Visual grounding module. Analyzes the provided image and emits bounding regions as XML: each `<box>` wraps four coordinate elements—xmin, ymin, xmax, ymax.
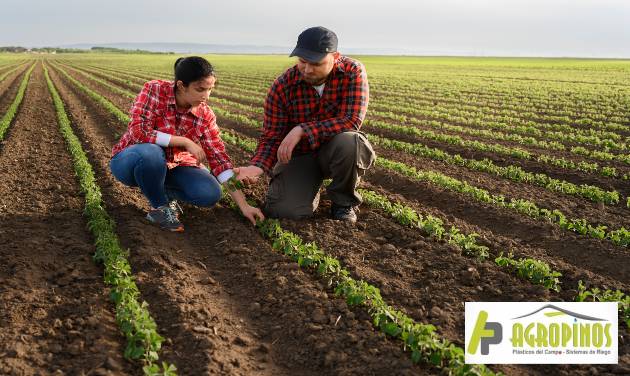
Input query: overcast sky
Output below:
<box><xmin>2</xmin><ymin>0</ymin><xmax>629</xmax><ymax>57</ymax></box>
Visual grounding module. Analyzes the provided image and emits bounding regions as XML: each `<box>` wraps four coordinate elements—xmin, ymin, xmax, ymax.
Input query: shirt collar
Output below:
<box><xmin>333</xmin><ymin>57</ymin><xmax>345</xmax><ymax>74</ymax></box>
<box><xmin>167</xmin><ymin>82</ymin><xmax>177</xmax><ymax>108</ymax></box>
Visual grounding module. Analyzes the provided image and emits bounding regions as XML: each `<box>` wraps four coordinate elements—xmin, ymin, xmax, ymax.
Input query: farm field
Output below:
<box><xmin>0</xmin><ymin>53</ymin><xmax>629</xmax><ymax>375</ymax></box>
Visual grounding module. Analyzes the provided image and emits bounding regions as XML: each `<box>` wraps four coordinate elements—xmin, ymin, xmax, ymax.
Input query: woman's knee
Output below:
<box><xmin>110</xmin><ymin>143</ymin><xmax>166</xmax><ymax>186</ymax></box>
<box><xmin>191</xmin><ymin>184</ymin><xmax>222</xmax><ymax>207</ymax></box>
<box><xmin>131</xmin><ymin>143</ymin><xmax>166</xmax><ymax>169</ymax></box>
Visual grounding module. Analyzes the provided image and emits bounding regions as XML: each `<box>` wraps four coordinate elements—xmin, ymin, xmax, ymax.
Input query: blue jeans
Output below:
<box><xmin>110</xmin><ymin>143</ymin><xmax>222</xmax><ymax>209</ymax></box>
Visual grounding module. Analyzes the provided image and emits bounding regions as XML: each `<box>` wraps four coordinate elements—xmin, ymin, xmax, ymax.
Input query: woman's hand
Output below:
<box><xmin>183</xmin><ymin>139</ymin><xmax>207</xmax><ymax>164</ymax></box>
<box><xmin>170</xmin><ymin>135</ymin><xmax>207</xmax><ymax>164</ymax></box>
<box><xmin>240</xmin><ymin>204</ymin><xmax>265</xmax><ymax>225</ymax></box>
<box><xmin>227</xmin><ymin>187</ymin><xmax>265</xmax><ymax>225</ymax></box>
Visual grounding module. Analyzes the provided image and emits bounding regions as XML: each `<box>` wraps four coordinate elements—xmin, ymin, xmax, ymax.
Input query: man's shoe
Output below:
<box><xmin>147</xmin><ymin>205</ymin><xmax>184</xmax><ymax>232</ymax></box>
<box><xmin>331</xmin><ymin>204</ymin><xmax>357</xmax><ymax>223</ymax></box>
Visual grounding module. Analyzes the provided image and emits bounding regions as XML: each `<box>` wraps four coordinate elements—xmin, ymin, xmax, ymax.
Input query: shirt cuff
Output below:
<box><xmin>155</xmin><ymin>131</ymin><xmax>171</xmax><ymax>147</ymax></box>
<box><xmin>216</xmin><ymin>169</ymin><xmax>235</xmax><ymax>184</ymax></box>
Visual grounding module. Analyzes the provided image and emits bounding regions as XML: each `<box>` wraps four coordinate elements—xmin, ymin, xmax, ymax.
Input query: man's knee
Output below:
<box><xmin>328</xmin><ymin>131</ymin><xmax>361</xmax><ymax>157</ymax></box>
<box><xmin>323</xmin><ymin>131</ymin><xmax>375</xmax><ymax>171</ymax></box>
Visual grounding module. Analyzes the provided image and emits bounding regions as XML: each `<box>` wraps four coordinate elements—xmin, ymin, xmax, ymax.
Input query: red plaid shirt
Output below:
<box><xmin>112</xmin><ymin>80</ymin><xmax>233</xmax><ymax>178</ymax></box>
<box><xmin>251</xmin><ymin>56</ymin><xmax>369</xmax><ymax>174</ymax></box>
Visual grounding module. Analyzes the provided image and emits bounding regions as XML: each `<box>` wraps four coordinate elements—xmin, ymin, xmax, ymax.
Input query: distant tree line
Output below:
<box><xmin>0</xmin><ymin>46</ymin><xmax>173</xmax><ymax>54</ymax></box>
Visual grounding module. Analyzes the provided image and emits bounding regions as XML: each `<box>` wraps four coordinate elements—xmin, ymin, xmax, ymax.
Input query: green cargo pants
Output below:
<box><xmin>264</xmin><ymin>131</ymin><xmax>376</xmax><ymax>219</ymax></box>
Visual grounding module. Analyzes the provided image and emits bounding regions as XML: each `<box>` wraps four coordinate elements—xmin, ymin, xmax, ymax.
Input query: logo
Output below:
<box><xmin>468</xmin><ymin>310</ymin><xmax>503</xmax><ymax>355</ymax></box>
<box><xmin>465</xmin><ymin>302</ymin><xmax>618</xmax><ymax>364</ymax></box>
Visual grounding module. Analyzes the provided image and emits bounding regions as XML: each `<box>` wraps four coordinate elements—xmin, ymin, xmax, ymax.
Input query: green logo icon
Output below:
<box><xmin>468</xmin><ymin>310</ymin><xmax>503</xmax><ymax>355</ymax></box>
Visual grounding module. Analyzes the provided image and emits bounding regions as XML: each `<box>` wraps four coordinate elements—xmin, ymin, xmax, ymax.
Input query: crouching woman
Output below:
<box><xmin>109</xmin><ymin>56</ymin><xmax>263</xmax><ymax>232</ymax></box>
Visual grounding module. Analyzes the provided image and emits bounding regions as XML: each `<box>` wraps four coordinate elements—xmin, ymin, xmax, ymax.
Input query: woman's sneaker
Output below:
<box><xmin>146</xmin><ymin>205</ymin><xmax>184</xmax><ymax>232</ymax></box>
<box><xmin>169</xmin><ymin>200</ymin><xmax>183</xmax><ymax>217</ymax></box>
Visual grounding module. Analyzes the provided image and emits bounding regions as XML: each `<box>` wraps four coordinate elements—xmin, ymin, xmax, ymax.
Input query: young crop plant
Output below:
<box><xmin>495</xmin><ymin>253</ymin><xmax>562</xmax><ymax>292</ymax></box>
<box><xmin>359</xmin><ymin>189</ymin><xmax>490</xmax><ymax>260</ymax></box>
<box><xmin>0</xmin><ymin>62</ymin><xmax>36</xmax><ymax>140</ymax></box>
<box><xmin>576</xmin><ymin>281</ymin><xmax>630</xmax><ymax>329</ymax></box>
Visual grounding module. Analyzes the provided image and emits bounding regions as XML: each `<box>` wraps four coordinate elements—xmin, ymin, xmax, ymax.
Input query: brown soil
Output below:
<box><xmin>367</xmin><ymin>124</ymin><xmax>630</xmax><ymax>196</ymax></box>
<box><xmin>372</xmin><ymin>147</ymin><xmax>629</xmax><ymax>228</ymax></box>
<box><xmin>46</xmin><ymin>63</ymin><xmax>435</xmax><ymax>375</ymax></box>
<box><xmin>0</xmin><ymin>63</ymin><xmax>135</xmax><ymax>375</ymax></box>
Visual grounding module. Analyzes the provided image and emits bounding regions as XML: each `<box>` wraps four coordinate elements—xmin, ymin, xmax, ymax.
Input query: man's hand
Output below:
<box><xmin>234</xmin><ymin>165</ymin><xmax>264</xmax><ymax>186</ymax></box>
<box><xmin>277</xmin><ymin>126</ymin><xmax>304</xmax><ymax>164</ymax></box>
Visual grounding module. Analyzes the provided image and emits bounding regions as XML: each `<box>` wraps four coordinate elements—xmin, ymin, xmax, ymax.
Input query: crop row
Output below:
<box><xmin>44</xmin><ymin>64</ymin><xmax>176</xmax><ymax>375</ymax></box>
<box><xmin>0</xmin><ymin>62</ymin><xmax>35</xmax><ymax>140</ymax></box>
<box><xmin>254</xmin><ymin>217</ymin><xmax>494</xmax><ymax>375</ymax></box>
<box><xmin>377</xmin><ymin>157</ymin><xmax>629</xmax><ymax>247</ymax></box>
<box><xmin>0</xmin><ymin>62</ymin><xmax>27</xmax><ymax>85</ymax></box>
<box><xmin>366</xmin><ymin>135</ymin><xmax>621</xmax><ymax>205</ymax></box>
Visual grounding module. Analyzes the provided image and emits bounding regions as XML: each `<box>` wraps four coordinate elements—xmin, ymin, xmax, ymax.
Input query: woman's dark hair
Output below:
<box><xmin>174</xmin><ymin>56</ymin><xmax>215</xmax><ymax>87</ymax></box>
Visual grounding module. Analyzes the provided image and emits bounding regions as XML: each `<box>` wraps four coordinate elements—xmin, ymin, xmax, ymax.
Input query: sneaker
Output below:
<box><xmin>331</xmin><ymin>204</ymin><xmax>357</xmax><ymax>223</ymax></box>
<box><xmin>146</xmin><ymin>205</ymin><xmax>184</xmax><ymax>232</ymax></box>
<box><xmin>169</xmin><ymin>200</ymin><xmax>183</xmax><ymax>218</ymax></box>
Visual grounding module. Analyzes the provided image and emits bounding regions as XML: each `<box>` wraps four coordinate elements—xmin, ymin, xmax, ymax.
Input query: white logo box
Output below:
<box><xmin>465</xmin><ymin>302</ymin><xmax>618</xmax><ymax>364</ymax></box>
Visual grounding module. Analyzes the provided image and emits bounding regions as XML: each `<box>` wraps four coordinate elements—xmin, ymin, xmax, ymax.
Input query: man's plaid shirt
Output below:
<box><xmin>251</xmin><ymin>56</ymin><xmax>369</xmax><ymax>174</ymax></box>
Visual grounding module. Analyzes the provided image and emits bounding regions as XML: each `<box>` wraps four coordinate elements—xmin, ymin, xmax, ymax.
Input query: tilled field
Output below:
<box><xmin>0</xmin><ymin>55</ymin><xmax>628</xmax><ymax>376</ymax></box>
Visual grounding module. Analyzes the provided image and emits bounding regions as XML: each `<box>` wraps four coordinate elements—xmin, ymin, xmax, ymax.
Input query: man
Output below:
<box><xmin>235</xmin><ymin>26</ymin><xmax>375</xmax><ymax>222</ymax></box>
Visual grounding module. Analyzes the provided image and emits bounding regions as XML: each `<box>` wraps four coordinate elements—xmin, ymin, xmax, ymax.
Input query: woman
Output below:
<box><xmin>110</xmin><ymin>56</ymin><xmax>263</xmax><ymax>232</ymax></box>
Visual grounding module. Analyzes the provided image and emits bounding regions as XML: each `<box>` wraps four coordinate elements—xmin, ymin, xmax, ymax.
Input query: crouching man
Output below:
<box><xmin>235</xmin><ymin>26</ymin><xmax>376</xmax><ymax>222</ymax></box>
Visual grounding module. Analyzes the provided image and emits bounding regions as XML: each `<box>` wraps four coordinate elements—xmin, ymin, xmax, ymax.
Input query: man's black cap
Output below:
<box><xmin>289</xmin><ymin>26</ymin><xmax>338</xmax><ymax>63</ymax></box>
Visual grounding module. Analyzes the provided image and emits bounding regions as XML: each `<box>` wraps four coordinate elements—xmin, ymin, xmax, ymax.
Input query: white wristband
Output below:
<box><xmin>216</xmin><ymin>169</ymin><xmax>235</xmax><ymax>184</ymax></box>
<box><xmin>155</xmin><ymin>131</ymin><xmax>171</xmax><ymax>147</ymax></box>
